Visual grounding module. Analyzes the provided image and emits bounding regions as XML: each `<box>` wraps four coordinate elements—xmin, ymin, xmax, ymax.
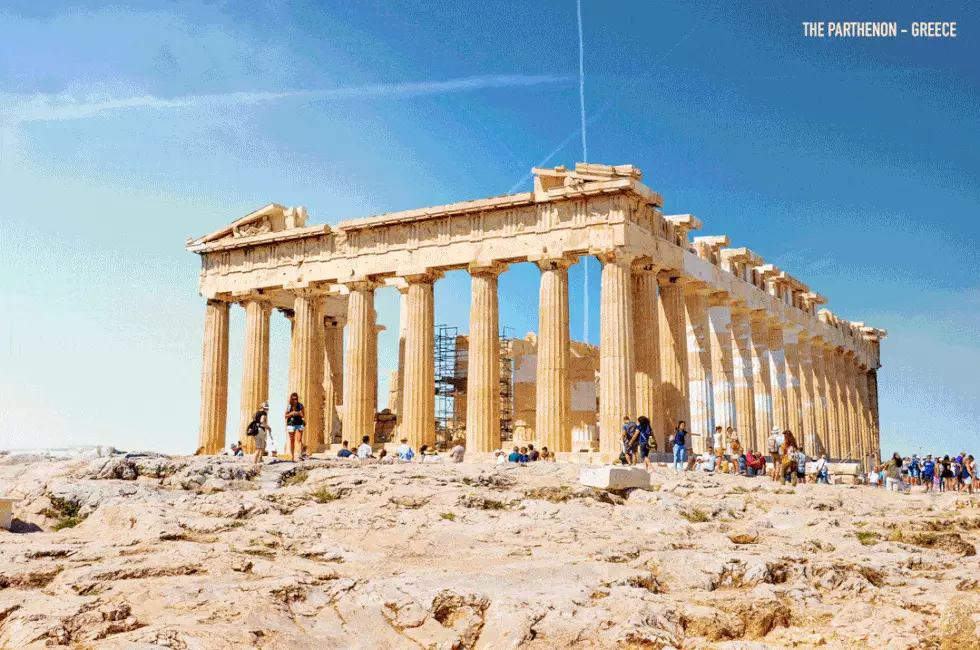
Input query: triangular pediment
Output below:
<box><xmin>189</xmin><ymin>204</ymin><xmax>308</xmax><ymax>247</ymax></box>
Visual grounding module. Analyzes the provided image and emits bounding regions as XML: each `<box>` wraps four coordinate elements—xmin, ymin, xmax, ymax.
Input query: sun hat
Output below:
<box><xmin>260</xmin><ymin>402</ymin><xmax>269</xmax><ymax>410</ymax></box>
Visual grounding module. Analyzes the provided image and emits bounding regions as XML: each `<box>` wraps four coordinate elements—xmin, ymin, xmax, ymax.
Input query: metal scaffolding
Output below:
<box><xmin>434</xmin><ymin>324</ymin><xmax>460</xmax><ymax>448</ymax></box>
<box><xmin>499</xmin><ymin>326</ymin><xmax>515</xmax><ymax>442</ymax></box>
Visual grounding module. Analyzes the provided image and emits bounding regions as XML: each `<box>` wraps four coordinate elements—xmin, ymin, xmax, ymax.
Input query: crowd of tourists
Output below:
<box><xmin>868</xmin><ymin>452</ymin><xmax>977</xmax><ymax>494</ymax></box>
<box><xmin>621</xmin><ymin>416</ymin><xmax>830</xmax><ymax>485</ymax></box>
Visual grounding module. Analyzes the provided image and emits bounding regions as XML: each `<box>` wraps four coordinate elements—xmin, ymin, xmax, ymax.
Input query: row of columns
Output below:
<box><xmin>199</xmin><ymin>256</ymin><xmax>880</xmax><ymax>468</ymax></box>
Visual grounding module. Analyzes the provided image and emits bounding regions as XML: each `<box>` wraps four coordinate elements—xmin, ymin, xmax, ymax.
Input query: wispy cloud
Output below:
<box><xmin>1</xmin><ymin>74</ymin><xmax>571</xmax><ymax>123</ymax></box>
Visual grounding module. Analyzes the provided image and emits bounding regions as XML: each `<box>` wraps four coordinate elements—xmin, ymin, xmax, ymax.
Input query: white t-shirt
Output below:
<box><xmin>357</xmin><ymin>443</ymin><xmax>373</xmax><ymax>458</ymax></box>
<box><xmin>449</xmin><ymin>445</ymin><xmax>465</xmax><ymax>463</ymax></box>
<box><xmin>713</xmin><ymin>432</ymin><xmax>724</xmax><ymax>449</ymax></box>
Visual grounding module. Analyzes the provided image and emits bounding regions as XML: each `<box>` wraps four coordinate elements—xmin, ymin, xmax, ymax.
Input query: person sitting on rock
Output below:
<box><xmin>495</xmin><ymin>449</ymin><xmax>507</xmax><ymax>465</ymax></box>
<box><xmin>518</xmin><ymin>447</ymin><xmax>530</xmax><ymax>463</ymax></box>
<box><xmin>396</xmin><ymin>438</ymin><xmax>415</xmax><ymax>462</ymax></box>
<box><xmin>356</xmin><ymin>436</ymin><xmax>374</xmax><ymax>459</ymax></box>
<box><xmin>508</xmin><ymin>446</ymin><xmax>522</xmax><ymax>463</ymax></box>
<box><xmin>224</xmin><ymin>442</ymin><xmax>243</xmax><ymax>456</ymax></box>
<box><xmin>337</xmin><ymin>441</ymin><xmax>353</xmax><ymax>458</ymax></box>
<box><xmin>449</xmin><ymin>441</ymin><xmax>465</xmax><ymax>463</ymax></box>
<box><xmin>540</xmin><ymin>446</ymin><xmax>555</xmax><ymax>462</ymax></box>
<box><xmin>378</xmin><ymin>448</ymin><xmax>394</xmax><ymax>465</ymax></box>
<box><xmin>737</xmin><ymin>453</ymin><xmax>748</xmax><ymax>476</ymax></box>
<box><xmin>527</xmin><ymin>444</ymin><xmax>539</xmax><ymax>462</ymax></box>
<box><xmin>419</xmin><ymin>445</ymin><xmax>441</xmax><ymax>463</ymax></box>
<box><xmin>695</xmin><ymin>451</ymin><xmax>717</xmax><ymax>473</ymax></box>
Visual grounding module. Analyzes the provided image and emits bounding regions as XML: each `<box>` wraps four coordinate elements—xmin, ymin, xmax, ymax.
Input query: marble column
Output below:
<box><xmin>730</xmin><ymin>306</ymin><xmax>756</xmax><ymax>450</ymax></box>
<box><xmin>599</xmin><ymin>253</ymin><xmax>636</xmax><ymax>456</ymax></box>
<box><xmin>783</xmin><ymin>328</ymin><xmax>804</xmax><ymax>437</ymax></box>
<box><xmin>402</xmin><ymin>273</ymin><xmax>438</xmax><ymax>450</ymax></box>
<box><xmin>632</xmin><ymin>266</ymin><xmax>661</xmax><ymax>447</ymax></box>
<box><xmin>749</xmin><ymin>312</ymin><xmax>773</xmax><ymax>454</ymax></box>
<box><xmin>238</xmin><ymin>298</ymin><xmax>271</xmax><ymax>454</ymax></box>
<box><xmin>854</xmin><ymin>363</ymin><xmax>872</xmax><ymax>471</ymax></box>
<box><xmin>822</xmin><ymin>343</ymin><xmax>841</xmax><ymax>459</ymax></box>
<box><xmin>798</xmin><ymin>333</ymin><xmax>818</xmax><ymax>456</ymax></box>
<box><xmin>867</xmin><ymin>369</ymin><xmax>881</xmax><ymax>466</ymax></box>
<box><xmin>767</xmin><ymin>322</ymin><xmax>789</xmax><ymax>432</ymax></box>
<box><xmin>535</xmin><ymin>258</ymin><xmax>573</xmax><ymax>454</ymax></box>
<box><xmin>684</xmin><ymin>282</ymin><xmax>714</xmax><ymax>454</ymax></box>
<box><xmin>708</xmin><ymin>295</ymin><xmax>736</xmax><ymax>433</ymax></box>
<box><xmin>199</xmin><ymin>299</ymin><xmax>230</xmax><ymax>454</ymax></box>
<box><xmin>658</xmin><ymin>274</ymin><xmax>689</xmax><ymax>440</ymax></box>
<box><xmin>343</xmin><ymin>282</ymin><xmax>378</xmax><ymax>446</ymax></box>
<box><xmin>832</xmin><ymin>349</ymin><xmax>850</xmax><ymax>459</ymax></box>
<box><xmin>843</xmin><ymin>353</ymin><xmax>861</xmax><ymax>462</ymax></box>
<box><xmin>369</xmin><ymin>320</ymin><xmax>385</xmax><ymax>422</ymax></box>
<box><xmin>392</xmin><ymin>286</ymin><xmax>409</xmax><ymax>424</ymax></box>
<box><xmin>466</xmin><ymin>262</ymin><xmax>506</xmax><ymax>453</ymax></box>
<box><xmin>322</xmin><ymin>317</ymin><xmax>344</xmax><ymax>447</ymax></box>
<box><xmin>292</xmin><ymin>290</ymin><xmax>325</xmax><ymax>453</ymax></box>
<box><xmin>810</xmin><ymin>341</ymin><xmax>829</xmax><ymax>457</ymax></box>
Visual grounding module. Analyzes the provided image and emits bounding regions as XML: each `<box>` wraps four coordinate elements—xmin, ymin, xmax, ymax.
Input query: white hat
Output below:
<box><xmin>771</xmin><ymin>426</ymin><xmax>781</xmax><ymax>434</ymax></box>
<box><xmin>260</xmin><ymin>402</ymin><xmax>269</xmax><ymax>410</ymax></box>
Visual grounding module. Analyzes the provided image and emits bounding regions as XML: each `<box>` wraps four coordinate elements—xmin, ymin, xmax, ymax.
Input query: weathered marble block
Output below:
<box><xmin>580</xmin><ymin>466</ymin><xmax>650</xmax><ymax>490</ymax></box>
<box><xmin>0</xmin><ymin>497</ymin><xmax>18</xmax><ymax>530</ymax></box>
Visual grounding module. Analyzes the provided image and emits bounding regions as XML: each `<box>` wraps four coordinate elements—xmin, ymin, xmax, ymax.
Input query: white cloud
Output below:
<box><xmin>1</xmin><ymin>74</ymin><xmax>571</xmax><ymax>123</ymax></box>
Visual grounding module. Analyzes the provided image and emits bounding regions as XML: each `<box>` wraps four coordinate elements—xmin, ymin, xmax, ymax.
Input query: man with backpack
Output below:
<box><xmin>767</xmin><ymin>426</ymin><xmax>783</xmax><ymax>481</ymax></box>
<box><xmin>621</xmin><ymin>416</ymin><xmax>639</xmax><ymax>465</ymax></box>
<box><xmin>246</xmin><ymin>402</ymin><xmax>271</xmax><ymax>466</ymax></box>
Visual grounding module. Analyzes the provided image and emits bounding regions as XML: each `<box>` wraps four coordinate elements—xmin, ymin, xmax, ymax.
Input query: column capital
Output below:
<box><xmin>467</xmin><ymin>261</ymin><xmax>509</xmax><ymax>277</ymax></box>
<box><xmin>595</xmin><ymin>250</ymin><xmax>636</xmax><ymax>266</ymax></box>
<box><xmin>631</xmin><ymin>257</ymin><xmax>666</xmax><ymax>275</ymax></box>
<box><xmin>232</xmin><ymin>290</ymin><xmax>274</xmax><ymax>305</ymax></box>
<box><xmin>277</xmin><ymin>307</ymin><xmax>295</xmax><ymax>320</ymax></box>
<box><xmin>681</xmin><ymin>278</ymin><xmax>713</xmax><ymax>296</ymax></box>
<box><xmin>342</xmin><ymin>278</ymin><xmax>383</xmax><ymax>292</ymax></box>
<box><xmin>729</xmin><ymin>301</ymin><xmax>751</xmax><ymax>315</ymax></box>
<box><xmin>532</xmin><ymin>256</ymin><xmax>577</xmax><ymax>272</ymax></box>
<box><xmin>323</xmin><ymin>314</ymin><xmax>347</xmax><ymax>328</ymax></box>
<box><xmin>707</xmin><ymin>291</ymin><xmax>732</xmax><ymax>308</ymax></box>
<box><xmin>206</xmin><ymin>297</ymin><xmax>231</xmax><ymax>307</ymax></box>
<box><xmin>402</xmin><ymin>270</ymin><xmax>444</xmax><ymax>285</ymax></box>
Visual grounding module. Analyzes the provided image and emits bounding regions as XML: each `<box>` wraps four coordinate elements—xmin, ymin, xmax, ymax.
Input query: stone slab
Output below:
<box><xmin>0</xmin><ymin>497</ymin><xmax>18</xmax><ymax>531</ymax></box>
<box><xmin>579</xmin><ymin>466</ymin><xmax>651</xmax><ymax>490</ymax></box>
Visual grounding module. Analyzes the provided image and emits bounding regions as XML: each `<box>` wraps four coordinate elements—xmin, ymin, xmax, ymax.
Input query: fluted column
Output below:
<box><xmin>854</xmin><ymin>363</ymin><xmax>872</xmax><ymax>471</ymax></box>
<box><xmin>658</xmin><ymin>274</ymin><xmax>689</xmax><ymax>439</ymax></box>
<box><xmin>199</xmin><ymin>299</ymin><xmax>230</xmax><ymax>454</ymax></box>
<box><xmin>768</xmin><ymin>322</ymin><xmax>789</xmax><ymax>431</ymax></box>
<box><xmin>370</xmin><ymin>320</ymin><xmax>385</xmax><ymax>421</ymax></box>
<box><xmin>749</xmin><ymin>312</ymin><xmax>773</xmax><ymax>454</ymax></box>
<box><xmin>292</xmin><ymin>290</ymin><xmax>326</xmax><ymax>452</ymax></box>
<box><xmin>599</xmin><ymin>253</ymin><xmax>636</xmax><ymax>456</ymax></box>
<box><xmin>684</xmin><ymin>282</ymin><xmax>713</xmax><ymax>454</ymax></box>
<box><xmin>730</xmin><ymin>306</ymin><xmax>756</xmax><ymax>449</ymax></box>
<box><xmin>466</xmin><ymin>262</ymin><xmax>506</xmax><ymax>453</ymax></box>
<box><xmin>867</xmin><ymin>369</ymin><xmax>881</xmax><ymax>466</ymax></box>
<box><xmin>343</xmin><ymin>282</ymin><xmax>378</xmax><ymax>445</ymax></box>
<box><xmin>402</xmin><ymin>273</ymin><xmax>439</xmax><ymax>450</ymax></box>
<box><xmin>798</xmin><ymin>333</ymin><xmax>818</xmax><ymax>456</ymax></box>
<box><xmin>843</xmin><ymin>353</ymin><xmax>861</xmax><ymax>462</ymax></box>
<box><xmin>708</xmin><ymin>295</ymin><xmax>736</xmax><ymax>432</ymax></box>
<box><xmin>322</xmin><ymin>317</ymin><xmax>344</xmax><ymax>447</ymax></box>
<box><xmin>392</xmin><ymin>286</ymin><xmax>409</xmax><ymax>423</ymax></box>
<box><xmin>822</xmin><ymin>343</ymin><xmax>841</xmax><ymax>459</ymax></box>
<box><xmin>632</xmin><ymin>265</ymin><xmax>662</xmax><ymax>447</ymax></box>
<box><xmin>810</xmin><ymin>341</ymin><xmax>829</xmax><ymax>457</ymax></box>
<box><xmin>832</xmin><ymin>348</ymin><xmax>850</xmax><ymax>459</ymax></box>
<box><xmin>535</xmin><ymin>258</ymin><xmax>573</xmax><ymax>453</ymax></box>
<box><xmin>783</xmin><ymin>328</ymin><xmax>804</xmax><ymax>437</ymax></box>
<box><xmin>239</xmin><ymin>298</ymin><xmax>271</xmax><ymax>454</ymax></box>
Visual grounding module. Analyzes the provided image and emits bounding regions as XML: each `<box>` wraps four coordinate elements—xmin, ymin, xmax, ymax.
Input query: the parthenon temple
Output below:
<box><xmin>187</xmin><ymin>163</ymin><xmax>885</xmax><ymax>469</ymax></box>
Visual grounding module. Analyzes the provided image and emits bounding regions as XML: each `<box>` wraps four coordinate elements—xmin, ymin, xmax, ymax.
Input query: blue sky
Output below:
<box><xmin>1</xmin><ymin>1</ymin><xmax>977</xmax><ymax>456</ymax></box>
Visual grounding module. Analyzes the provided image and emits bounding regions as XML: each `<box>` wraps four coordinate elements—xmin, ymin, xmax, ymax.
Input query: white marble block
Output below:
<box><xmin>580</xmin><ymin>466</ymin><xmax>651</xmax><ymax>490</ymax></box>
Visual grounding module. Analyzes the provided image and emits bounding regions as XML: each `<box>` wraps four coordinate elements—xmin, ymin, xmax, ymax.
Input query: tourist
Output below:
<box><xmin>494</xmin><ymin>449</ymin><xmax>507</xmax><ymax>465</ymax></box>
<box><xmin>815</xmin><ymin>454</ymin><xmax>829</xmax><ymax>484</ymax></box>
<box><xmin>696</xmin><ymin>451</ymin><xmax>717</xmax><ymax>473</ymax></box>
<box><xmin>378</xmin><ymin>448</ymin><xmax>394</xmax><ymax>465</ymax></box>
<box><xmin>508</xmin><ymin>446</ymin><xmax>522</xmax><ymax>463</ymax></box>
<box><xmin>284</xmin><ymin>393</ymin><xmax>305</xmax><ymax>462</ymax></box>
<box><xmin>419</xmin><ymin>445</ymin><xmax>441</xmax><ymax>462</ymax></box>
<box><xmin>357</xmin><ymin>436</ymin><xmax>374</xmax><ymax>459</ymax></box>
<box><xmin>909</xmin><ymin>455</ymin><xmax>921</xmax><ymax>486</ymax></box>
<box><xmin>940</xmin><ymin>455</ymin><xmax>953</xmax><ymax>492</ymax></box>
<box><xmin>518</xmin><ymin>446</ymin><xmax>530</xmax><ymax>463</ymax></box>
<box><xmin>450</xmin><ymin>441</ymin><xmax>465</xmax><ymax>463</ymax></box>
<box><xmin>954</xmin><ymin>452</ymin><xmax>965</xmax><ymax>491</ymax></box>
<box><xmin>718</xmin><ymin>454</ymin><xmax>730</xmax><ymax>474</ymax></box>
<box><xmin>622</xmin><ymin>416</ymin><xmax>639</xmax><ymax>465</ymax></box>
<box><xmin>300</xmin><ymin>445</ymin><xmax>309</xmax><ymax>461</ymax></box>
<box><xmin>887</xmin><ymin>453</ymin><xmax>909</xmax><ymax>492</ymax></box>
<box><xmin>737</xmin><ymin>452</ymin><xmax>748</xmax><ymax>476</ymax></box>
<box><xmin>767</xmin><ymin>426</ymin><xmax>784</xmax><ymax>482</ymax></box>
<box><xmin>780</xmin><ymin>430</ymin><xmax>799</xmax><ymax>486</ymax></box>
<box><xmin>527</xmin><ymin>444</ymin><xmax>539</xmax><ymax>462</ymax></box>
<box><xmin>959</xmin><ymin>455</ymin><xmax>975</xmax><ymax>494</ymax></box>
<box><xmin>796</xmin><ymin>447</ymin><xmax>807</xmax><ymax>485</ymax></box>
<box><xmin>670</xmin><ymin>421</ymin><xmax>690</xmax><ymax>473</ymax></box>
<box><xmin>540</xmin><ymin>446</ymin><xmax>554</xmax><ymax>462</ymax></box>
<box><xmin>712</xmin><ymin>426</ymin><xmax>725</xmax><ymax>458</ymax></box>
<box><xmin>922</xmin><ymin>454</ymin><xmax>936</xmax><ymax>492</ymax></box>
<box><xmin>224</xmin><ymin>442</ymin><xmax>243</xmax><ymax>456</ymax></box>
<box><xmin>635</xmin><ymin>416</ymin><xmax>655</xmax><ymax>470</ymax></box>
<box><xmin>728</xmin><ymin>426</ymin><xmax>742</xmax><ymax>458</ymax></box>
<box><xmin>337</xmin><ymin>441</ymin><xmax>353</xmax><ymax>458</ymax></box>
<box><xmin>248</xmin><ymin>402</ymin><xmax>271</xmax><ymax>466</ymax></box>
<box><xmin>396</xmin><ymin>438</ymin><xmax>415</xmax><ymax>462</ymax></box>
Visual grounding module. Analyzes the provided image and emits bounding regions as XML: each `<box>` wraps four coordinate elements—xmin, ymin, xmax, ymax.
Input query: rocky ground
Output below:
<box><xmin>1</xmin><ymin>453</ymin><xmax>979</xmax><ymax>650</ymax></box>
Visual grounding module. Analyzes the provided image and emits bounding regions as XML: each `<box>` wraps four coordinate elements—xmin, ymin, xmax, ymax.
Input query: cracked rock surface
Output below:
<box><xmin>1</xmin><ymin>455</ymin><xmax>979</xmax><ymax>649</ymax></box>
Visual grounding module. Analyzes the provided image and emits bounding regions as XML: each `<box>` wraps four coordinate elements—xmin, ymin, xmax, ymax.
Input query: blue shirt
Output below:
<box><xmin>508</xmin><ymin>452</ymin><xmax>522</xmax><ymax>462</ymax></box>
<box><xmin>636</xmin><ymin>424</ymin><xmax>651</xmax><ymax>445</ymax></box>
<box><xmin>337</xmin><ymin>449</ymin><xmax>353</xmax><ymax>458</ymax></box>
<box><xmin>674</xmin><ymin>430</ymin><xmax>687</xmax><ymax>447</ymax></box>
<box><xmin>922</xmin><ymin>460</ymin><xmax>935</xmax><ymax>475</ymax></box>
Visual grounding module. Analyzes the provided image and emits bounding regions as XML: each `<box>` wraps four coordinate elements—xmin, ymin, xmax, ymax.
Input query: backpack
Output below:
<box><xmin>246</xmin><ymin>420</ymin><xmax>259</xmax><ymax>437</ymax></box>
<box><xmin>622</xmin><ymin>422</ymin><xmax>637</xmax><ymax>442</ymax></box>
<box><xmin>767</xmin><ymin>436</ymin><xmax>779</xmax><ymax>454</ymax></box>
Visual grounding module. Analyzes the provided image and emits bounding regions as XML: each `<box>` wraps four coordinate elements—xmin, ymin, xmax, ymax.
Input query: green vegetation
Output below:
<box><xmin>855</xmin><ymin>531</ymin><xmax>881</xmax><ymax>546</ymax></box>
<box><xmin>310</xmin><ymin>486</ymin><xmax>338</xmax><ymax>503</ymax></box>
<box><xmin>681</xmin><ymin>508</ymin><xmax>710</xmax><ymax>523</ymax></box>
<box><xmin>439</xmin><ymin>512</ymin><xmax>456</xmax><ymax>521</ymax></box>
